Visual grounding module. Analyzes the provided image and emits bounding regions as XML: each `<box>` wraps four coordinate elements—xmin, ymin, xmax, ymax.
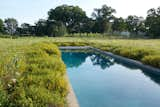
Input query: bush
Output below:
<box><xmin>118</xmin><ymin>48</ymin><xmax>150</xmax><ymax>60</ymax></box>
<box><xmin>0</xmin><ymin>42</ymin><xmax>68</xmax><ymax>107</ymax></box>
<box><xmin>142</xmin><ymin>55</ymin><xmax>160</xmax><ymax>68</ymax></box>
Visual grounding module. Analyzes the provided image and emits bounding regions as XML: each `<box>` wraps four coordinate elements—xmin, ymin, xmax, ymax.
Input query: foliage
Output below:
<box><xmin>47</xmin><ymin>21</ymin><xmax>67</xmax><ymax>37</ymax></box>
<box><xmin>0</xmin><ymin>5</ymin><xmax>160</xmax><ymax>38</ymax></box>
<box><xmin>145</xmin><ymin>7</ymin><xmax>160</xmax><ymax>38</ymax></box>
<box><xmin>1</xmin><ymin>5</ymin><xmax>159</xmax><ymax>38</ymax></box>
<box><xmin>17</xmin><ymin>23</ymin><xmax>35</xmax><ymax>36</ymax></box>
<box><xmin>35</xmin><ymin>19</ymin><xmax>47</xmax><ymax>36</ymax></box>
<box><xmin>1</xmin><ymin>37</ymin><xmax>160</xmax><ymax>68</ymax></box>
<box><xmin>92</xmin><ymin>5</ymin><xmax>116</xmax><ymax>33</ymax></box>
<box><xmin>48</xmin><ymin>5</ymin><xmax>87</xmax><ymax>33</ymax></box>
<box><xmin>0</xmin><ymin>42</ymin><xmax>68</xmax><ymax>107</ymax></box>
<box><xmin>112</xmin><ymin>17</ymin><xmax>127</xmax><ymax>32</ymax></box>
<box><xmin>0</xmin><ymin>19</ymin><xmax>4</xmax><ymax>33</ymax></box>
<box><xmin>4</xmin><ymin>18</ymin><xmax>18</xmax><ymax>35</ymax></box>
<box><xmin>142</xmin><ymin>55</ymin><xmax>160</xmax><ymax>68</ymax></box>
<box><xmin>126</xmin><ymin>15</ymin><xmax>145</xmax><ymax>34</ymax></box>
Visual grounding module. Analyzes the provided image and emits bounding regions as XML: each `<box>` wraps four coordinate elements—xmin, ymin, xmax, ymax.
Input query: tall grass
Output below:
<box><xmin>0</xmin><ymin>42</ymin><xmax>68</xmax><ymax>107</ymax></box>
<box><xmin>1</xmin><ymin>37</ymin><xmax>160</xmax><ymax>68</ymax></box>
<box><xmin>0</xmin><ymin>36</ymin><xmax>160</xmax><ymax>106</ymax></box>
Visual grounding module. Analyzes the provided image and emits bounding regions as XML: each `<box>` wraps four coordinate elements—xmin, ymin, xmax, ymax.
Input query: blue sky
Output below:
<box><xmin>0</xmin><ymin>0</ymin><xmax>160</xmax><ymax>25</ymax></box>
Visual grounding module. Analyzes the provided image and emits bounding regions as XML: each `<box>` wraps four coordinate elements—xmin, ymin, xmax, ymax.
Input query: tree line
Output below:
<box><xmin>0</xmin><ymin>4</ymin><xmax>160</xmax><ymax>38</ymax></box>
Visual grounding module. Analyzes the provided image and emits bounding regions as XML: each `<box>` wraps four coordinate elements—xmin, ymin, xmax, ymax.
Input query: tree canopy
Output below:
<box><xmin>48</xmin><ymin>5</ymin><xmax>87</xmax><ymax>33</ymax></box>
<box><xmin>0</xmin><ymin>5</ymin><xmax>160</xmax><ymax>38</ymax></box>
<box><xmin>92</xmin><ymin>5</ymin><xmax>116</xmax><ymax>33</ymax></box>
<box><xmin>0</xmin><ymin>19</ymin><xmax>4</xmax><ymax>33</ymax></box>
<box><xmin>4</xmin><ymin>18</ymin><xmax>18</xmax><ymax>35</ymax></box>
<box><xmin>145</xmin><ymin>7</ymin><xmax>160</xmax><ymax>37</ymax></box>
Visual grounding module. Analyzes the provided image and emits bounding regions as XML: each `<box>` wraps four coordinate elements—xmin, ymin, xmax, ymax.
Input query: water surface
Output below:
<box><xmin>62</xmin><ymin>51</ymin><xmax>160</xmax><ymax>107</ymax></box>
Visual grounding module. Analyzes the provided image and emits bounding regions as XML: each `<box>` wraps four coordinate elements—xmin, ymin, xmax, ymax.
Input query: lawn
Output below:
<box><xmin>0</xmin><ymin>37</ymin><xmax>160</xmax><ymax>106</ymax></box>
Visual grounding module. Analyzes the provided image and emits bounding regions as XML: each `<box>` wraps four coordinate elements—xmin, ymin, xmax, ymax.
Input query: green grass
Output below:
<box><xmin>1</xmin><ymin>37</ymin><xmax>159</xmax><ymax>67</ymax></box>
<box><xmin>0</xmin><ymin>36</ymin><xmax>160</xmax><ymax>106</ymax></box>
<box><xmin>0</xmin><ymin>41</ymin><xmax>68</xmax><ymax>107</ymax></box>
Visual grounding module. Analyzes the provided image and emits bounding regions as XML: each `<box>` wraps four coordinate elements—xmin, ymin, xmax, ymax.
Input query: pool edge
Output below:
<box><xmin>66</xmin><ymin>75</ymin><xmax>79</xmax><ymax>107</ymax></box>
<box><xmin>60</xmin><ymin>46</ymin><xmax>160</xmax><ymax>75</ymax></box>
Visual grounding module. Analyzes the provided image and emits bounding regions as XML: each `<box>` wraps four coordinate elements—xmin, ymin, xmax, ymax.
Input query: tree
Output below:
<box><xmin>20</xmin><ymin>23</ymin><xmax>32</xmax><ymax>35</ymax></box>
<box><xmin>47</xmin><ymin>21</ymin><xmax>67</xmax><ymax>37</ymax></box>
<box><xmin>4</xmin><ymin>18</ymin><xmax>18</xmax><ymax>35</ymax></box>
<box><xmin>145</xmin><ymin>7</ymin><xmax>160</xmax><ymax>38</ymax></box>
<box><xmin>80</xmin><ymin>18</ymin><xmax>95</xmax><ymax>34</ymax></box>
<box><xmin>0</xmin><ymin>19</ymin><xmax>4</xmax><ymax>33</ymax></box>
<box><xmin>126</xmin><ymin>15</ymin><xmax>145</xmax><ymax>34</ymax></box>
<box><xmin>92</xmin><ymin>5</ymin><xmax>116</xmax><ymax>33</ymax></box>
<box><xmin>48</xmin><ymin>5</ymin><xmax>87</xmax><ymax>33</ymax></box>
<box><xmin>35</xmin><ymin>19</ymin><xmax>47</xmax><ymax>36</ymax></box>
<box><xmin>112</xmin><ymin>17</ymin><xmax>127</xmax><ymax>32</ymax></box>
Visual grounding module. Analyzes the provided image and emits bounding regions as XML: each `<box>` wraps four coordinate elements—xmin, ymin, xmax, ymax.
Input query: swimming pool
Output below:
<box><xmin>62</xmin><ymin>50</ymin><xmax>160</xmax><ymax>107</ymax></box>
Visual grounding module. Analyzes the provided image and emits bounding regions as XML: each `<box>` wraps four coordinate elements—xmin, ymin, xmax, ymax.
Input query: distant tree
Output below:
<box><xmin>81</xmin><ymin>18</ymin><xmax>95</xmax><ymax>34</ymax></box>
<box><xmin>20</xmin><ymin>23</ymin><xmax>32</xmax><ymax>35</ymax></box>
<box><xmin>4</xmin><ymin>18</ymin><xmax>18</xmax><ymax>35</ymax></box>
<box><xmin>126</xmin><ymin>15</ymin><xmax>145</xmax><ymax>34</ymax></box>
<box><xmin>47</xmin><ymin>21</ymin><xmax>67</xmax><ymax>37</ymax></box>
<box><xmin>48</xmin><ymin>5</ymin><xmax>87</xmax><ymax>33</ymax></box>
<box><xmin>145</xmin><ymin>7</ymin><xmax>160</xmax><ymax>38</ymax></box>
<box><xmin>0</xmin><ymin>19</ymin><xmax>4</xmax><ymax>33</ymax></box>
<box><xmin>92</xmin><ymin>5</ymin><xmax>116</xmax><ymax>33</ymax></box>
<box><xmin>112</xmin><ymin>17</ymin><xmax>127</xmax><ymax>32</ymax></box>
<box><xmin>35</xmin><ymin>19</ymin><xmax>47</xmax><ymax>36</ymax></box>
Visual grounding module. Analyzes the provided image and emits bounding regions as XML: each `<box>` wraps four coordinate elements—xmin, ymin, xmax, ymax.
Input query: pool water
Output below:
<box><xmin>62</xmin><ymin>51</ymin><xmax>160</xmax><ymax>107</ymax></box>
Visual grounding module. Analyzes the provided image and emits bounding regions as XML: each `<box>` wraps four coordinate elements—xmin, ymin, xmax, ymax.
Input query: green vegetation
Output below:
<box><xmin>52</xmin><ymin>37</ymin><xmax>160</xmax><ymax>68</ymax></box>
<box><xmin>0</xmin><ymin>5</ymin><xmax>160</xmax><ymax>38</ymax></box>
<box><xmin>0</xmin><ymin>37</ymin><xmax>160</xmax><ymax>68</ymax></box>
<box><xmin>0</xmin><ymin>41</ymin><xmax>68</xmax><ymax>107</ymax></box>
<box><xmin>0</xmin><ymin>36</ymin><xmax>160</xmax><ymax>106</ymax></box>
<box><xmin>1</xmin><ymin>1</ymin><xmax>160</xmax><ymax>107</ymax></box>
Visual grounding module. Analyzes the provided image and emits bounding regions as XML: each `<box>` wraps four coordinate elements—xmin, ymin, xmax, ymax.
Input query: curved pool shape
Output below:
<box><xmin>62</xmin><ymin>51</ymin><xmax>160</xmax><ymax>107</ymax></box>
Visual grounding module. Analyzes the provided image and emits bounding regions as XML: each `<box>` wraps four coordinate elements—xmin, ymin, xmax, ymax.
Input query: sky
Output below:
<box><xmin>0</xmin><ymin>0</ymin><xmax>160</xmax><ymax>25</ymax></box>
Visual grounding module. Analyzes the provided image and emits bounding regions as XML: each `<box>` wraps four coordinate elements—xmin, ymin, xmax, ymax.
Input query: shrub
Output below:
<box><xmin>0</xmin><ymin>42</ymin><xmax>68</xmax><ymax>107</ymax></box>
<box><xmin>142</xmin><ymin>55</ymin><xmax>160</xmax><ymax>68</ymax></box>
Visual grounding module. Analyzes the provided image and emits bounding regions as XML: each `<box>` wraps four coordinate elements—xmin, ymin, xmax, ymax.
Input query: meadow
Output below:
<box><xmin>1</xmin><ymin>37</ymin><xmax>160</xmax><ymax>68</ymax></box>
<box><xmin>0</xmin><ymin>37</ymin><xmax>160</xmax><ymax>106</ymax></box>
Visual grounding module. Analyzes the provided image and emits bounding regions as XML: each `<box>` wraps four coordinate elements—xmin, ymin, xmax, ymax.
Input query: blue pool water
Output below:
<box><xmin>62</xmin><ymin>50</ymin><xmax>160</xmax><ymax>107</ymax></box>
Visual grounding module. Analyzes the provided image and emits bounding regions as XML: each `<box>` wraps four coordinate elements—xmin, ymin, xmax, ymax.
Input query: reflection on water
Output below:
<box><xmin>62</xmin><ymin>51</ymin><xmax>160</xmax><ymax>85</ymax></box>
<box><xmin>142</xmin><ymin>71</ymin><xmax>160</xmax><ymax>85</ymax></box>
<box><xmin>62</xmin><ymin>51</ymin><xmax>160</xmax><ymax>107</ymax></box>
<box><xmin>90</xmin><ymin>54</ymin><xmax>115</xmax><ymax>69</ymax></box>
<box><xmin>62</xmin><ymin>51</ymin><xmax>115</xmax><ymax>69</ymax></box>
<box><xmin>62</xmin><ymin>52</ymin><xmax>89</xmax><ymax>68</ymax></box>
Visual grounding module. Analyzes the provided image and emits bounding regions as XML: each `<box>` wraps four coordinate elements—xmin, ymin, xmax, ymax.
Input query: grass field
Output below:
<box><xmin>0</xmin><ymin>37</ymin><xmax>160</xmax><ymax>106</ymax></box>
<box><xmin>0</xmin><ymin>37</ymin><xmax>160</xmax><ymax>68</ymax></box>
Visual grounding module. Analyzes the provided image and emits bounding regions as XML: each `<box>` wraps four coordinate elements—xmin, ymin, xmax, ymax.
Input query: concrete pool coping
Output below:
<box><xmin>60</xmin><ymin>46</ymin><xmax>160</xmax><ymax>107</ymax></box>
<box><xmin>66</xmin><ymin>76</ymin><xmax>79</xmax><ymax>107</ymax></box>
